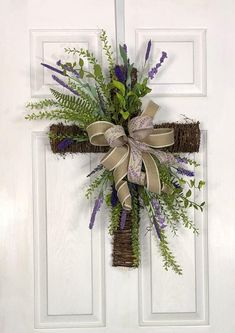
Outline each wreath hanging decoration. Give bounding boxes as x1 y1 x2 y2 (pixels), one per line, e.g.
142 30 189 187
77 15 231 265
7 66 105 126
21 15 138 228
26 30 205 274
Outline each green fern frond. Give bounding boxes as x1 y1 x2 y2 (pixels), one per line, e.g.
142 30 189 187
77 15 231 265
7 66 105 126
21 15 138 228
25 108 93 127
50 89 98 123
67 79 100 113
25 109 78 122
100 29 115 74
26 99 58 110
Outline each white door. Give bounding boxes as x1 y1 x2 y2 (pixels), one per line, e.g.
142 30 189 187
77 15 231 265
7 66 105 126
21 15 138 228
1 0 235 332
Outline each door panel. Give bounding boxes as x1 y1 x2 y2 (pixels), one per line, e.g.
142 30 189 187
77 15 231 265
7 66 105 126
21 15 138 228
139 132 208 326
32 134 105 328
1 0 235 332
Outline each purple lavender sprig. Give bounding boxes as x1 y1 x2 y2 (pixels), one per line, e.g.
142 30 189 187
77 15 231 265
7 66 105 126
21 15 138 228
145 40 152 62
114 65 126 83
52 75 80 96
57 138 74 151
41 63 65 75
86 164 104 178
111 185 118 207
148 51 168 79
89 194 104 229
153 217 161 239
120 209 127 230
175 156 189 164
152 198 166 229
96 84 107 115
176 167 194 177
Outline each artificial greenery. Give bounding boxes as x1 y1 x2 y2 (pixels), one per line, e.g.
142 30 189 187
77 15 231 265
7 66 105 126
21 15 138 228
26 30 205 273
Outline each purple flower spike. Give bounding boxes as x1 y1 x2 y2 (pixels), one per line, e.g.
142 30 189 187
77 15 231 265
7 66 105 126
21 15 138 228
56 60 62 66
114 65 126 83
123 44 127 53
176 167 194 177
52 75 79 96
145 40 152 62
41 62 65 75
57 138 74 151
86 164 103 178
160 51 167 63
153 218 161 239
148 51 168 80
176 156 188 164
120 209 127 230
111 185 118 207
152 198 166 229
89 195 103 229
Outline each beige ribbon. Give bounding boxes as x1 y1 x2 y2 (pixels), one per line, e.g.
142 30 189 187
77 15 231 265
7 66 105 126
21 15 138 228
86 101 174 210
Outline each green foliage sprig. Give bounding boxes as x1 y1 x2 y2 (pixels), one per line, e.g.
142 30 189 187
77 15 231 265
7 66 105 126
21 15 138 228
85 170 111 199
158 230 183 274
109 203 122 235
26 99 58 110
140 187 182 274
100 29 115 74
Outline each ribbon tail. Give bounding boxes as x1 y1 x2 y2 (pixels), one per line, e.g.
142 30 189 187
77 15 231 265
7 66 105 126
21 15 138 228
142 100 159 118
113 146 132 210
101 145 132 210
142 152 161 194
116 180 132 210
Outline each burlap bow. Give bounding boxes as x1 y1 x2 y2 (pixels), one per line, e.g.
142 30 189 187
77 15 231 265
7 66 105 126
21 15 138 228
86 101 174 210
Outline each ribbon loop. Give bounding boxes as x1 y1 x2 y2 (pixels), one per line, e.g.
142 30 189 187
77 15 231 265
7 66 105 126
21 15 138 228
86 101 174 210
128 115 154 141
104 125 127 147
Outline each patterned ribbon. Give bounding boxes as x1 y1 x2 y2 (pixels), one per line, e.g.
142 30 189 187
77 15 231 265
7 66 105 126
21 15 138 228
86 101 174 210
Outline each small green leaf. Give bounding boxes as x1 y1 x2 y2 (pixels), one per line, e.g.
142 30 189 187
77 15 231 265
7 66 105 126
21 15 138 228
79 69 84 78
184 200 189 208
190 179 195 187
116 92 126 108
94 64 102 77
179 179 186 186
127 91 136 97
120 110 130 120
79 58 84 67
112 80 125 95
142 78 148 86
186 189 192 197
198 180 206 190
